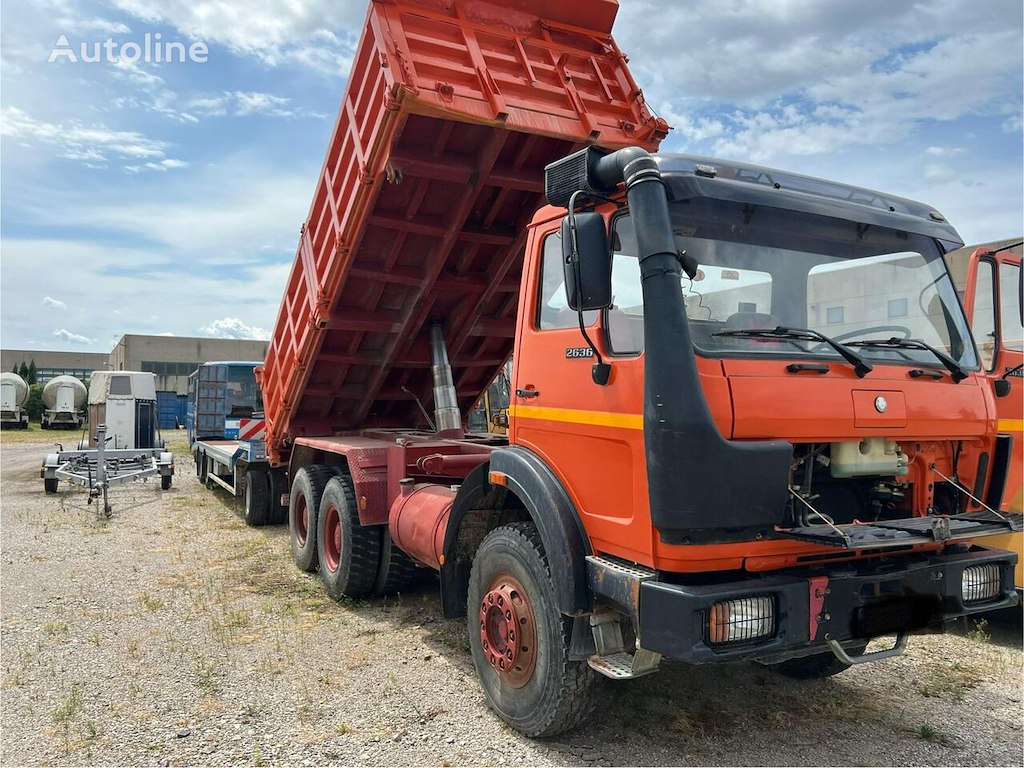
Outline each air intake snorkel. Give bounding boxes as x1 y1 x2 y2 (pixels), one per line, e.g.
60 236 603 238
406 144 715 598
545 147 792 543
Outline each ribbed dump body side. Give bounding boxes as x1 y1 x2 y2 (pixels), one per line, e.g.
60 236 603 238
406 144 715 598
258 0 666 463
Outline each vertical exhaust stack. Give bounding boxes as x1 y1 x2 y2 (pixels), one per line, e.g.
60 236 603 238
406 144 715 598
430 322 462 434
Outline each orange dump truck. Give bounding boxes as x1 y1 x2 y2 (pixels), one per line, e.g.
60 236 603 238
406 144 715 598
245 0 1021 736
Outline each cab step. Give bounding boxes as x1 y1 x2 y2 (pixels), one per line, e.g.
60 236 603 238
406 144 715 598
587 647 661 680
585 556 661 680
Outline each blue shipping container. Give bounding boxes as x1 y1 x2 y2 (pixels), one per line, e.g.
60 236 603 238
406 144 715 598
156 391 188 429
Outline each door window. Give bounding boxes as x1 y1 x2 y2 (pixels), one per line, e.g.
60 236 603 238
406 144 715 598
971 261 997 370
998 262 1023 352
536 229 597 330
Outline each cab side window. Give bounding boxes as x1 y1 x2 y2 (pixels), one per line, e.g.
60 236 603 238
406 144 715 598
971 261 997 370
998 262 1023 352
536 229 597 330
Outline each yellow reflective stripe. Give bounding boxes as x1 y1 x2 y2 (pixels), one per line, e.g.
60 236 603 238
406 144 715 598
509 404 643 430
997 419 1024 432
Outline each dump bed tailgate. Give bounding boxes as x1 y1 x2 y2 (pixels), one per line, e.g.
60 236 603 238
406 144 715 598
258 0 666 462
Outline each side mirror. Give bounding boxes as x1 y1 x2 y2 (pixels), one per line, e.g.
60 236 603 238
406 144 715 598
561 212 612 311
993 378 1012 398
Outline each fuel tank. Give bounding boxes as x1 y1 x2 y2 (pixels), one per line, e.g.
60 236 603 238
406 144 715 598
388 481 456 570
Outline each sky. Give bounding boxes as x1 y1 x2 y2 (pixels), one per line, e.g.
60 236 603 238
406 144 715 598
1 0 1021 353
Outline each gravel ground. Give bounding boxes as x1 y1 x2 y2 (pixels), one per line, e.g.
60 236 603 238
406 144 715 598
2 430 1022 767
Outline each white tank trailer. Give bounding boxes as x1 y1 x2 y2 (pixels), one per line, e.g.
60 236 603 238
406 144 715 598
41 375 88 429
0 372 29 429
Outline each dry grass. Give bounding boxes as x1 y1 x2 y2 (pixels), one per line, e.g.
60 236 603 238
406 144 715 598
0 425 69 444
917 660 984 702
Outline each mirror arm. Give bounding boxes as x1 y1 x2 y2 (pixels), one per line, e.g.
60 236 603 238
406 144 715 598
567 190 612 386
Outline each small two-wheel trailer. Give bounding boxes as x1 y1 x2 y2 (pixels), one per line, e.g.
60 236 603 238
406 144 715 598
40 371 174 515
41 423 174 516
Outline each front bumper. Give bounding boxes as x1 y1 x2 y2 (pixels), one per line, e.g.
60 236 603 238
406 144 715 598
634 546 1017 664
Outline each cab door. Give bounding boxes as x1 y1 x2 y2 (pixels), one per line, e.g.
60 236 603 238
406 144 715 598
962 247 1023 587
511 222 651 564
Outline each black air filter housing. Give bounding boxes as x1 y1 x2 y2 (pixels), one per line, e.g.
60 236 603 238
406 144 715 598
544 146 616 208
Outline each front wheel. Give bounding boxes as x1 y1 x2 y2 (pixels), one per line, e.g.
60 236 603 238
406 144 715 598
267 470 289 525
160 475 172 491
243 470 270 527
44 478 58 494
467 522 598 737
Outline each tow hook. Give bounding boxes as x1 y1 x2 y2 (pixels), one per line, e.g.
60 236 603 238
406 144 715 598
827 633 908 664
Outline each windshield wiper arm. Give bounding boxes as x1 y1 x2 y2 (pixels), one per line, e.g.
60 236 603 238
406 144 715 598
713 326 872 378
845 338 968 383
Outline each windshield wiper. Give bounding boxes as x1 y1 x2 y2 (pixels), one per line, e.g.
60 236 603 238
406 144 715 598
845 337 968 383
713 326 872 377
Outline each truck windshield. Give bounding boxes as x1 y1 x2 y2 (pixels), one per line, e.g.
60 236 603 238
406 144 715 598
608 200 978 370
227 366 262 416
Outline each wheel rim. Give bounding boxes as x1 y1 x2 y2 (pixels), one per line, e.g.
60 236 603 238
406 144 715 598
295 496 308 545
479 573 537 688
323 505 341 572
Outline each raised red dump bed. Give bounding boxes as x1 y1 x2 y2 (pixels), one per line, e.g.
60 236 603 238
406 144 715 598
258 0 666 464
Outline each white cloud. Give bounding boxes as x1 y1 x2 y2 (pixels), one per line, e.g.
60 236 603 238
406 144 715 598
614 1 1022 165
125 158 189 173
42 296 67 309
186 91 324 119
108 0 363 75
0 106 179 169
199 318 270 340
53 328 94 344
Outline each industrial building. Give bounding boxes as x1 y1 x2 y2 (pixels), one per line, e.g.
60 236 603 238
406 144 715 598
1 349 108 384
2 334 268 428
108 335 268 395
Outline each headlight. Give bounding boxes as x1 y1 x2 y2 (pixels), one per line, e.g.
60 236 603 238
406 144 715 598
707 596 775 645
962 565 1001 604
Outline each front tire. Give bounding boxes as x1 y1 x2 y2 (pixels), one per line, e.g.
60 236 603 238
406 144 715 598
288 465 336 572
243 470 270 526
467 522 598 737
161 475 172 491
267 470 289 525
317 474 381 600
44 478 58 494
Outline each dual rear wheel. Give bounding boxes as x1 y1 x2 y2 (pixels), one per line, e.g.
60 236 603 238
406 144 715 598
287 465 418 597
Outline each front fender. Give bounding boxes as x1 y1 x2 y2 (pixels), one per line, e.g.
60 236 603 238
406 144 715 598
440 446 592 617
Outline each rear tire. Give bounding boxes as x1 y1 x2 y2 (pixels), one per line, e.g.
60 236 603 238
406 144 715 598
244 470 270 526
161 475 172 491
467 522 598 737
288 465 336 572
198 453 209 485
375 530 421 596
317 474 381 600
267 470 289 525
44 478 58 494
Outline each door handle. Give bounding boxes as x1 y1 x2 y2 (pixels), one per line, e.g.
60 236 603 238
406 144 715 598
515 389 540 398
